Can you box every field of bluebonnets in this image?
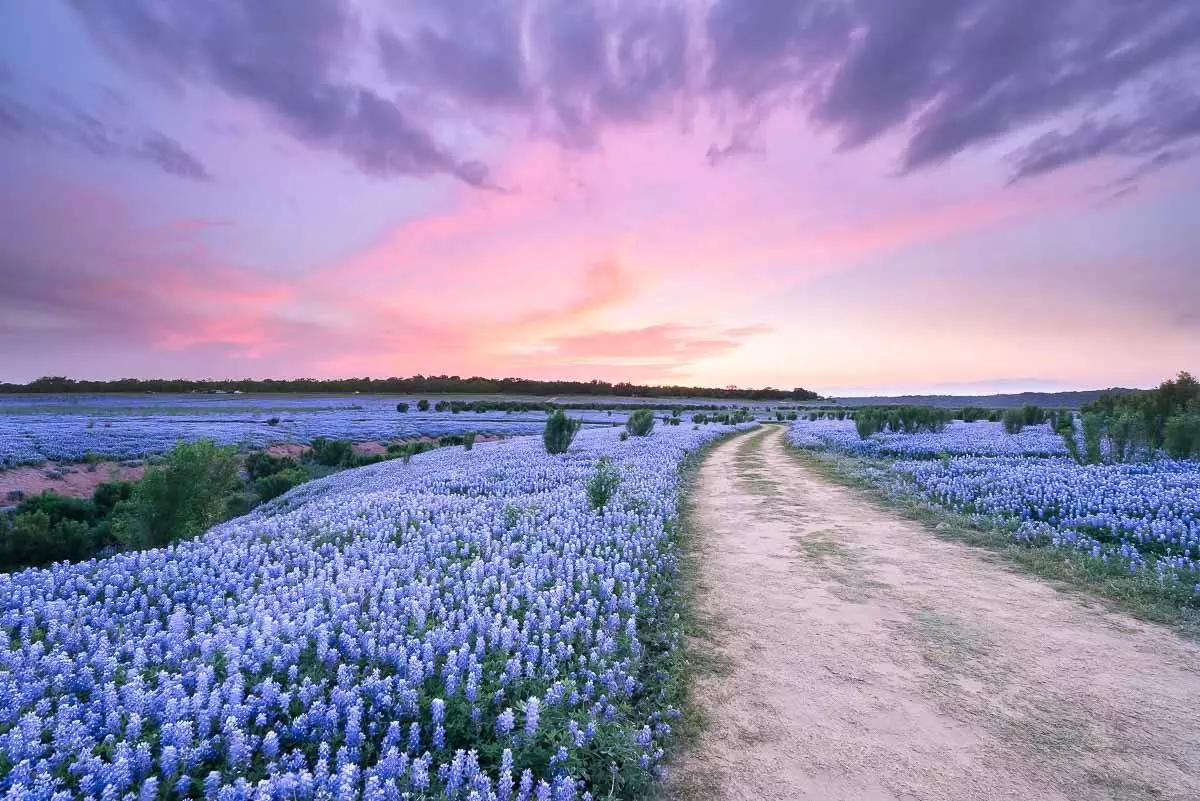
[0,395,710,467]
[788,412,1200,596]
[1,421,754,799]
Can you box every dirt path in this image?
[670,427,1200,801]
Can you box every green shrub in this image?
[1106,410,1144,463]
[254,467,308,501]
[266,417,280,426]
[1021,404,1044,426]
[1082,412,1105,464]
[245,451,298,481]
[463,431,477,451]
[396,402,409,413]
[113,438,241,550]
[223,493,257,519]
[1163,412,1200,459]
[309,438,353,467]
[417,399,430,412]
[619,431,629,441]
[625,409,656,437]
[586,456,622,511]
[692,413,708,424]
[1061,425,1083,464]
[544,410,582,454]
[0,511,96,570]
[959,406,988,423]
[92,480,133,517]
[1001,408,1025,435]
[15,491,97,526]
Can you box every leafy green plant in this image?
[113,438,240,550]
[463,431,477,451]
[586,456,622,510]
[254,467,308,501]
[245,451,298,481]
[0,511,95,570]
[1082,412,1105,464]
[625,409,656,437]
[1002,408,1025,435]
[543,410,582,454]
[417,399,430,412]
[308,438,353,467]
[396,402,409,413]
[1163,412,1200,459]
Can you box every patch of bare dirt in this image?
[0,462,145,502]
[669,426,1200,801]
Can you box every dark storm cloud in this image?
[69,0,492,187]
[0,90,212,180]
[707,0,1200,179]
[69,0,1200,186]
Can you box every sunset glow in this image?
[2,1,1197,394]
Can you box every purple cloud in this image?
[66,0,1200,187]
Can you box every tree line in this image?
[2,375,821,402]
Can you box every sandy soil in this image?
[669,426,1200,801]
[0,462,145,502]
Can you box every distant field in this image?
[0,393,758,466]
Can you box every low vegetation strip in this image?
[787,373,1200,606]
[0,424,752,800]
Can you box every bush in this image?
[586,456,622,511]
[959,406,988,423]
[692,413,708,424]
[417,399,430,412]
[223,493,257,519]
[266,417,280,426]
[1001,408,1025,435]
[0,511,95,570]
[463,431,477,451]
[309,438,353,467]
[625,409,656,437]
[1163,412,1200,459]
[1021,404,1044,426]
[619,431,629,441]
[396,402,409,413]
[543,410,582,454]
[245,451,298,481]
[1082,412,1105,464]
[254,467,308,501]
[92,480,133,518]
[113,438,241,550]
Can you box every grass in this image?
[787,447,1200,640]
[650,428,752,801]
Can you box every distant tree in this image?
[396,402,409,413]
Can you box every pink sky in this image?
[1,1,1197,395]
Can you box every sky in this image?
[0,0,1197,396]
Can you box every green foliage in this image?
[0,510,96,570]
[691,413,708,424]
[91,480,133,518]
[1061,425,1083,464]
[1081,412,1105,464]
[787,412,798,421]
[1163,412,1200,459]
[543,409,582,454]
[308,437,354,467]
[265,417,280,426]
[463,431,477,451]
[1106,410,1144,463]
[586,456,622,511]
[619,431,629,441]
[854,406,952,439]
[1021,404,1044,426]
[253,467,308,501]
[223,493,257,519]
[416,399,430,412]
[15,491,98,526]
[1001,408,1025,435]
[245,451,299,481]
[1087,371,1199,452]
[113,438,241,550]
[959,406,989,423]
[396,402,409,413]
[625,409,656,437]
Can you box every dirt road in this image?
[670,426,1200,801]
